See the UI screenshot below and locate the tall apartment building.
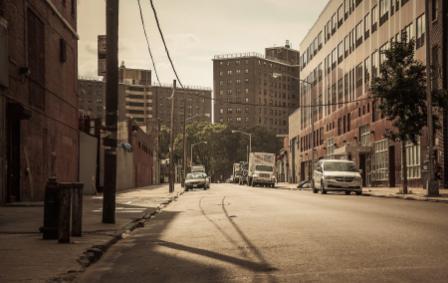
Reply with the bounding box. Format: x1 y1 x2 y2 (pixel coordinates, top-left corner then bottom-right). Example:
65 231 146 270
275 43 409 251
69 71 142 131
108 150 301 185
150 85 212 134
297 0 428 187
78 79 105 119
428 0 448 186
213 43 300 134
0 0 79 203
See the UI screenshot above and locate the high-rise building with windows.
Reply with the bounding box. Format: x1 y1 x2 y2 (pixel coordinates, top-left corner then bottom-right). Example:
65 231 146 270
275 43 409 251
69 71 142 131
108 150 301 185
213 42 300 134
297 0 428 187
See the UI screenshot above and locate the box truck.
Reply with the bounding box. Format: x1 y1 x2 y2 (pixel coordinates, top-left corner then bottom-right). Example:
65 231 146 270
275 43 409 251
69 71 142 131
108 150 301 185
248 152 276 187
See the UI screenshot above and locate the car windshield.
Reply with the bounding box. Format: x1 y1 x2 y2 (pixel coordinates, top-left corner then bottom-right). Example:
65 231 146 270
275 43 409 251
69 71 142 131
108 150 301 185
255 165 273 172
186 173 207 179
324 162 357 172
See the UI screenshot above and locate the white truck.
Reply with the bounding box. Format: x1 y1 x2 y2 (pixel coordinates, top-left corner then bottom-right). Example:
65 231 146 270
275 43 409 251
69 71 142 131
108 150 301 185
248 152 276 188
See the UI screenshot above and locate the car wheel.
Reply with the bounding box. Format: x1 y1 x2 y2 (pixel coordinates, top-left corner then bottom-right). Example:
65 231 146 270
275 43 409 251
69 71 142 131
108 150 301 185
312 180 318 193
356 191 362 195
345 191 351 195
320 181 327 194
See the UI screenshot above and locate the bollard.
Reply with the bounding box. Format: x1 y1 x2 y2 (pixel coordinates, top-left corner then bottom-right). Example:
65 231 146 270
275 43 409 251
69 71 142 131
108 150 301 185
71 183 84 237
58 183 72 243
41 178 59 239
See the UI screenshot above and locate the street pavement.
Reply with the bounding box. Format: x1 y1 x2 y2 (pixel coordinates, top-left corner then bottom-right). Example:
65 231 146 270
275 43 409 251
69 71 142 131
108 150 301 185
78 183 448 283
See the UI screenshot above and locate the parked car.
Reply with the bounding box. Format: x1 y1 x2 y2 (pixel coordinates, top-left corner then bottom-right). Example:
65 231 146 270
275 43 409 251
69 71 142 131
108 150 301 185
312 159 362 195
185 172 210 191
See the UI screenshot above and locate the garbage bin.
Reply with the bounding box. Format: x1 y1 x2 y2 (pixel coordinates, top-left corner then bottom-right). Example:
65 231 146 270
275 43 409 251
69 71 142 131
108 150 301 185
40 178 84 243
41 178 59 239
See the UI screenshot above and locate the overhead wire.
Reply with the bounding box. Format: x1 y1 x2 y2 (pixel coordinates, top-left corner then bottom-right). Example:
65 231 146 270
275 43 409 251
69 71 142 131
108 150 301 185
137 0 161 85
149 0 184 88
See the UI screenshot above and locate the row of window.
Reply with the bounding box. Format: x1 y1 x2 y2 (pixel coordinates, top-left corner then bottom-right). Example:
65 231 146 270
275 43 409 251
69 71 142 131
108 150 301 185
301 0 412 70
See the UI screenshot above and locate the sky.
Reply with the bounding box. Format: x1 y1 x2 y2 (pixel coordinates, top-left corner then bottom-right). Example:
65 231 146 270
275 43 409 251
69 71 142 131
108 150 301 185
78 0 329 88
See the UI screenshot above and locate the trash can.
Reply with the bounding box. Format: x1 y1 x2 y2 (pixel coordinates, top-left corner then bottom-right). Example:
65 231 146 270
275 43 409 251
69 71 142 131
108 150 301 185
41 178 59 239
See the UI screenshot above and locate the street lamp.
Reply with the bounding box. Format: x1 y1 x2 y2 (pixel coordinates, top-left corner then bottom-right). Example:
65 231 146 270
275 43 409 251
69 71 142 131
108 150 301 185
231 130 252 162
190 141 207 167
273 73 314 181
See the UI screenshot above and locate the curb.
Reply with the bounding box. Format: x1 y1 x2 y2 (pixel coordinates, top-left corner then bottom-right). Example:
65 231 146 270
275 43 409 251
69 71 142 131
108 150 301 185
362 192 448 204
51 190 183 282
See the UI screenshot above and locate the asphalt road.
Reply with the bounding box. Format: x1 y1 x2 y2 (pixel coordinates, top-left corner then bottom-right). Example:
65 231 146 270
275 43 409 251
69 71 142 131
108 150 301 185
78 184 448 283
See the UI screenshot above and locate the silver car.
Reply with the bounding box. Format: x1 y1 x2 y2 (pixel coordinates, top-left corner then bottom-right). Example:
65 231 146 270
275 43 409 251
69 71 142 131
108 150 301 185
185 172 210 191
312 159 362 195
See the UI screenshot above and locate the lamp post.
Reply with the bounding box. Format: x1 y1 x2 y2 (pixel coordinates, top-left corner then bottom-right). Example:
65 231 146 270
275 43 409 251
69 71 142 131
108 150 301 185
231 130 252 162
273 73 314 180
190 141 207 167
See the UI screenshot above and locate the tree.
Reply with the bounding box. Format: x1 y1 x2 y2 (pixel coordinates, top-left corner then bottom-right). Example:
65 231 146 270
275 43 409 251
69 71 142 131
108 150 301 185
174 122 282 181
371 37 447 194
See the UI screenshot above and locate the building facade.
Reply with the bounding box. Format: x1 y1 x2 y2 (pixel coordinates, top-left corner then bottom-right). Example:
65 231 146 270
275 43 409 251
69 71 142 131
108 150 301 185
298 0 428 187
78 79 105 119
150 85 212 135
428 0 448 186
213 43 300 134
0 0 79 203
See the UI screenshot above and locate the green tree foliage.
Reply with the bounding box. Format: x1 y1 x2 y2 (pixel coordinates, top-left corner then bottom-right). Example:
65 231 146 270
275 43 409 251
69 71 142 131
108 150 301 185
171 122 282 181
371 38 448 193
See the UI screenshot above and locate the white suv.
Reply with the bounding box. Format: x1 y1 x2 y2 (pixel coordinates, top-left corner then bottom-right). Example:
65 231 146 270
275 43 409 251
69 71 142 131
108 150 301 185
312 159 362 195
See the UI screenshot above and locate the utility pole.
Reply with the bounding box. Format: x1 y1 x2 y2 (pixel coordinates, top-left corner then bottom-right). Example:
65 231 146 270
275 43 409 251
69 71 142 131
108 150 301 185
169 80 176 193
182 94 187 188
103 0 119 224
425 0 439 196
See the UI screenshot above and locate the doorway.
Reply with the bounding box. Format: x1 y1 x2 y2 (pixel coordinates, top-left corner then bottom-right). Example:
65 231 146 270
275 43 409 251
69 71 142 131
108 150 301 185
359 154 367 187
6 103 21 202
388 145 396 187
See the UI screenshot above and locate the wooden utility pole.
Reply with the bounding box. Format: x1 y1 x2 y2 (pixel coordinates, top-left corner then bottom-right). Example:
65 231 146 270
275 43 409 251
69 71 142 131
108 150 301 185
182 94 187 188
425 0 439 196
103 0 119 223
169 80 176 193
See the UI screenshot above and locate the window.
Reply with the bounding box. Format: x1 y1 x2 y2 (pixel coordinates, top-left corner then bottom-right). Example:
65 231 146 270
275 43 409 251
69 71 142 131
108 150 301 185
331 48 337 69
337 41 344 63
364 13 370 39
355 20 363 46
432 0 438 21
380 0 390 25
371 5 378 33
28 9 45 110
402 22 415 42
372 140 389 181
338 78 343 108
359 125 371 146
371 50 379 79
416 14 426 49
337 4 344 27
404 140 421 179
364 57 371 92
327 138 335 156
344 35 350 57
379 42 389 66
355 63 363 92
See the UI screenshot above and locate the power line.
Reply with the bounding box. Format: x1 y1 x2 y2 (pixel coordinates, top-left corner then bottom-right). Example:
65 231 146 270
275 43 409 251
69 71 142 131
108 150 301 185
149 0 184 88
137 0 161 86
172 89 373 109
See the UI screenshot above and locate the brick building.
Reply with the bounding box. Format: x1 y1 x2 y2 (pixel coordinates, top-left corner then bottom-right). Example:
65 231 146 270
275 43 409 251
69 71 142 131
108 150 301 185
297 0 428 187
78 79 105 119
427 0 448 186
0 0 79 203
150 84 212 134
213 42 300 134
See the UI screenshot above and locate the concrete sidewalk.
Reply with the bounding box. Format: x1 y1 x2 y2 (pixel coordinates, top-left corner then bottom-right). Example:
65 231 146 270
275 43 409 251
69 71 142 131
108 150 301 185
363 187 448 203
0 184 183 282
